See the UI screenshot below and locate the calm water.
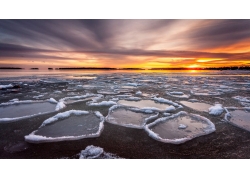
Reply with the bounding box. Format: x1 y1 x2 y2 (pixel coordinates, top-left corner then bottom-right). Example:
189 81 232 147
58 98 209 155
1 69 250 78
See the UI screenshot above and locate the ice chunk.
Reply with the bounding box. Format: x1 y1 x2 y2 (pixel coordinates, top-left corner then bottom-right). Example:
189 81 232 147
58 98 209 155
55 101 66 111
152 97 179 107
33 95 44 99
163 113 171 116
209 104 224 116
48 98 58 104
87 100 117 106
0 84 13 89
169 91 184 95
9 98 19 102
54 91 62 94
178 124 187 129
79 145 122 159
79 145 103 159
165 105 175 112
25 110 104 143
167 92 190 98
135 91 142 95
144 111 215 144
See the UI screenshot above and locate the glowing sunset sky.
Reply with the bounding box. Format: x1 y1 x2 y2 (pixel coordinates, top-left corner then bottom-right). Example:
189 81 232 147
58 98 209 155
0 19 250 69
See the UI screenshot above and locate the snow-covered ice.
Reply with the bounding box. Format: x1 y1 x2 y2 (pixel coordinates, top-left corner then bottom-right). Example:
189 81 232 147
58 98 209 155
87 100 117 106
79 145 122 159
209 104 224 115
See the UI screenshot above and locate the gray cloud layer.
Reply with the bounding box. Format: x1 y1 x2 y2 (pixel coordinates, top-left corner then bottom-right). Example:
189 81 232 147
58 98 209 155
0 19 250 66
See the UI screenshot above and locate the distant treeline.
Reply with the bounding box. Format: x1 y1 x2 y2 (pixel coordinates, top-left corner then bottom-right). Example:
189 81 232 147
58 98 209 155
58 66 250 70
2 66 250 70
0 67 23 69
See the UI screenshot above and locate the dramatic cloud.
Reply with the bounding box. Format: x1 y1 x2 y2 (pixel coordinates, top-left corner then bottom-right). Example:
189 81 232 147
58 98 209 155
0 19 250 69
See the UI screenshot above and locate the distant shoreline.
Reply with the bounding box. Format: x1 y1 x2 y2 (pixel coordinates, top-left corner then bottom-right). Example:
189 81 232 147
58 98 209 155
1 67 250 70
0 67 23 69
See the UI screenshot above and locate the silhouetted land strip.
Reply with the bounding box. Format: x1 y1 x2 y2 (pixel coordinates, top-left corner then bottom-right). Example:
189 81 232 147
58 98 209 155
0 67 23 69
151 66 250 70
57 66 250 70
58 67 117 70
30 68 39 70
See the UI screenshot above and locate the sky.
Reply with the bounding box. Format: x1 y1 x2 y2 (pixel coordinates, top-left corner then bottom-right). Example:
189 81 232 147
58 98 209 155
0 19 250 69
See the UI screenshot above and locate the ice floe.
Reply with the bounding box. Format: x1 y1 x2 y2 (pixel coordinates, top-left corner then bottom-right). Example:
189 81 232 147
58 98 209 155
106 105 159 129
79 145 122 159
144 111 216 144
25 110 104 143
209 104 224 116
0 100 66 123
87 100 117 107
224 107 250 132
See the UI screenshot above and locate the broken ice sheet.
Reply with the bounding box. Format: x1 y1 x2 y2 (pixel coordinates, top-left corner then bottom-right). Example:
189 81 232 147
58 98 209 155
144 111 215 144
106 105 158 129
0 100 64 123
224 107 250 132
25 110 104 143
